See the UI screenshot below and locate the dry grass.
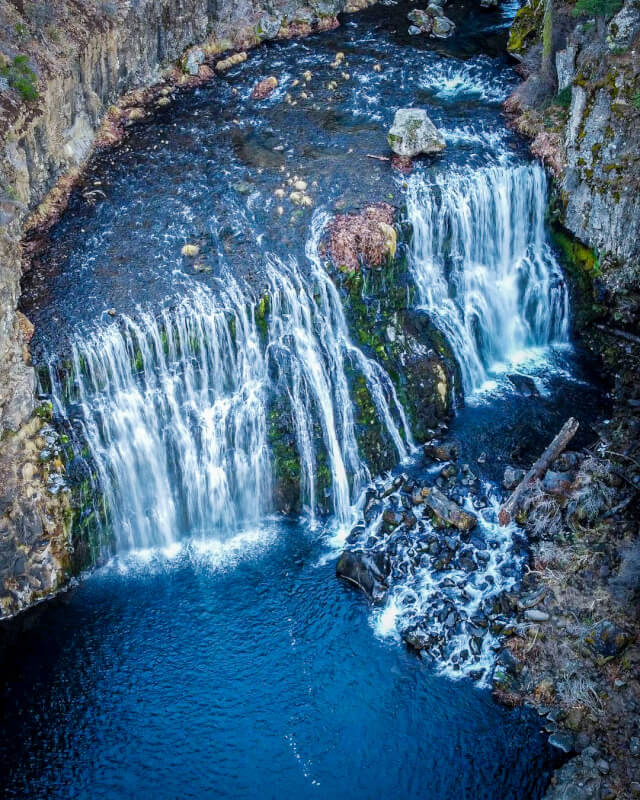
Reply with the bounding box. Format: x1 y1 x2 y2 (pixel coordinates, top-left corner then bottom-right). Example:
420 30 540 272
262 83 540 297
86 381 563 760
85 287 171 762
567 456 618 524
520 481 564 539
556 672 605 715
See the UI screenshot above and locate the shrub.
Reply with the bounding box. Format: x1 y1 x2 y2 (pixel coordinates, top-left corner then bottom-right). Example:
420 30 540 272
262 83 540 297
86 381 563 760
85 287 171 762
572 0 622 19
0 55 39 101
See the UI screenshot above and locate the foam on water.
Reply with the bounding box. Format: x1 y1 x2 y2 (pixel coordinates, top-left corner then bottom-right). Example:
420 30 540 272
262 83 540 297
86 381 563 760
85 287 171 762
343 474 525 682
420 55 516 103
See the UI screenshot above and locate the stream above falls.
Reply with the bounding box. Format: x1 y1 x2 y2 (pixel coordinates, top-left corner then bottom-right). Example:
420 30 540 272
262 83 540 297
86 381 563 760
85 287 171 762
2 0 609 797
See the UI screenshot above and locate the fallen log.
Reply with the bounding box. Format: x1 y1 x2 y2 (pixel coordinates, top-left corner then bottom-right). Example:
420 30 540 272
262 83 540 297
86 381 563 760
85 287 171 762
498 417 579 526
366 154 391 162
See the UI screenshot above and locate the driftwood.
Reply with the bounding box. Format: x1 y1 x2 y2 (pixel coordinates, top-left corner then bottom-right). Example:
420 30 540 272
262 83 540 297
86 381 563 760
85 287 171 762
498 417 579 526
366 154 391 162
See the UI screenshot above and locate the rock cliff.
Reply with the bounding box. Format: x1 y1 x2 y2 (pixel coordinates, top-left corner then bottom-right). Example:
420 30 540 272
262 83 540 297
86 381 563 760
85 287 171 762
506 0 640 404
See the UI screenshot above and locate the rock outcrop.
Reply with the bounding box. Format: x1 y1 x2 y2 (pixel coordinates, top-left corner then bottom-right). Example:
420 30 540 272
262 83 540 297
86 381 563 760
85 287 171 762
505 0 640 341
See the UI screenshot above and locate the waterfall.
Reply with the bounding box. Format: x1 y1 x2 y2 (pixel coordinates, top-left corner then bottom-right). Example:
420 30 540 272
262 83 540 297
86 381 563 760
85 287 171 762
50 247 411 552
406 163 569 394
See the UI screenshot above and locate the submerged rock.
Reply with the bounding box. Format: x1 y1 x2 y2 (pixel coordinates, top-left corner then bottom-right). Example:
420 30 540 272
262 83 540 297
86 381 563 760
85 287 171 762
336 550 389 604
506 372 539 397
251 76 278 100
387 109 445 157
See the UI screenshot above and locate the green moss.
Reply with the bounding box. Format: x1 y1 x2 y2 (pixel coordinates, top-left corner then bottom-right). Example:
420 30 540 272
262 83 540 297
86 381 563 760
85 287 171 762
133 349 143 372
572 0 622 19
507 0 543 56
35 401 53 421
552 226 600 277
255 293 271 340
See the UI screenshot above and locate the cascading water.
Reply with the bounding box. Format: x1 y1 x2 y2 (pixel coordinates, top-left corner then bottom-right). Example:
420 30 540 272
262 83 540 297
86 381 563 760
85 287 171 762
50 237 411 551
406 163 570 393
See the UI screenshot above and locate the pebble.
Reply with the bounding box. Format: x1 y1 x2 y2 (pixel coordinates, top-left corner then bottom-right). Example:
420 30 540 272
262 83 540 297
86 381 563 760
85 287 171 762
630 736 640 757
596 759 610 775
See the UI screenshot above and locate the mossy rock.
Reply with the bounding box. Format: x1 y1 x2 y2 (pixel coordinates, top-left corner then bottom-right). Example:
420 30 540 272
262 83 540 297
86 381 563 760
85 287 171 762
550 223 605 332
508 0 544 58
330 235 456 446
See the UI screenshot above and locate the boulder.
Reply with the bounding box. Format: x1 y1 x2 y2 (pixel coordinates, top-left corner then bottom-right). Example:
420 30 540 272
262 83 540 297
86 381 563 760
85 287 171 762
431 15 455 38
407 9 433 30
607 2 640 50
424 439 458 462
183 48 205 76
423 486 477 531
336 550 389 604
585 620 631 658
403 625 434 651
503 465 524 490
251 76 278 100
407 7 455 38
387 109 445 158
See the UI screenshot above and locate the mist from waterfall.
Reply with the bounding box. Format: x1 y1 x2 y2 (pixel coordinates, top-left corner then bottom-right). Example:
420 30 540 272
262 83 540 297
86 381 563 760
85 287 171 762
406 163 570 394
